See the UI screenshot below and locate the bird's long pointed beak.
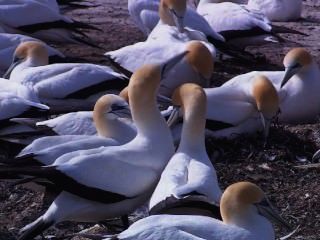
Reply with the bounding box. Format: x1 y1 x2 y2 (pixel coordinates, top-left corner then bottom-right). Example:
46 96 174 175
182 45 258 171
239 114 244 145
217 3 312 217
256 198 292 230
161 51 188 79
3 59 23 79
167 106 181 128
169 9 185 33
281 67 296 88
259 112 270 141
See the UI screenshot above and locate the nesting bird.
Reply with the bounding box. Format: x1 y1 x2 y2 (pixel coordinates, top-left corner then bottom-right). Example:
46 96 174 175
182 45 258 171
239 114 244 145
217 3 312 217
223 48 320 124
247 0 303 22
0 0 98 44
4 41 128 101
0 33 64 74
0 52 187 240
100 182 290 240
196 0 305 48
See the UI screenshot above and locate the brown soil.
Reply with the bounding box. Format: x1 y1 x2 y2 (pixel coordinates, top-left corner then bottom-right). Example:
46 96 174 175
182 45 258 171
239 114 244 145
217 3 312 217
1 0 320 239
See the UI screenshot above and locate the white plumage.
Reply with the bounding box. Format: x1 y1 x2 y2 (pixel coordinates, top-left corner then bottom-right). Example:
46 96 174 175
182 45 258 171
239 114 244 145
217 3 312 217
9 52 187 240
0 0 91 43
248 0 302 22
196 0 278 47
0 79 48 121
15 94 136 165
128 0 224 41
103 182 289 240
0 33 64 74
218 48 320 124
5 41 127 100
107 36 215 97
150 84 222 213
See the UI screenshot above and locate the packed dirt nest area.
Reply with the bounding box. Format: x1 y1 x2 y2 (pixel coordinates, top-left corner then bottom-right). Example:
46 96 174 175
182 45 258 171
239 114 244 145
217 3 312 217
1 0 320 239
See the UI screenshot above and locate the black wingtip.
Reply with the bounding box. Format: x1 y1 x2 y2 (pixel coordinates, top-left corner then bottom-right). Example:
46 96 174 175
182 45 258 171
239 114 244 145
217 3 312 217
49 55 89 64
105 55 133 78
72 35 104 49
18 217 54 240
206 36 264 64
271 24 308 36
71 20 102 32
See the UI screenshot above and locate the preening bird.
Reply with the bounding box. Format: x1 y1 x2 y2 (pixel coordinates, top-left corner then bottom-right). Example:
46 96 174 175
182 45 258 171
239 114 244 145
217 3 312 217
107 40 215 97
219 48 320 124
0 51 187 240
149 83 222 219
168 75 279 141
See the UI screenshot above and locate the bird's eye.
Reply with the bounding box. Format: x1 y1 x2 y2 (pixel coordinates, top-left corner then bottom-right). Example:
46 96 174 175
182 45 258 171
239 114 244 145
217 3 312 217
291 63 301 69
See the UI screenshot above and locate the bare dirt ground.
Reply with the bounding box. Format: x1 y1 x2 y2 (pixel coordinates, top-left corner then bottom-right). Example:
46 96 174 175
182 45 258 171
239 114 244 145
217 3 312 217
0 0 320 239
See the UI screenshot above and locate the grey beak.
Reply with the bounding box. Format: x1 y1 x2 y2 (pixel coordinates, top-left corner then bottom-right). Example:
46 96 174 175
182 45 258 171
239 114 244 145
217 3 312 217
281 66 300 88
3 58 23 79
169 9 185 33
259 112 271 141
167 106 181 128
161 51 188 79
256 197 292 231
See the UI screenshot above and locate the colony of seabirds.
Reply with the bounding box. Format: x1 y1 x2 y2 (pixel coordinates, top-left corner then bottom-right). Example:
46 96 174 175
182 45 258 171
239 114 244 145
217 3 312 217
0 0 318 239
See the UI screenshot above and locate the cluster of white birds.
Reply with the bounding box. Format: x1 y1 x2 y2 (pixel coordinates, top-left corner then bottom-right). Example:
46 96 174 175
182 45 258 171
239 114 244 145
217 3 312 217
0 0 317 239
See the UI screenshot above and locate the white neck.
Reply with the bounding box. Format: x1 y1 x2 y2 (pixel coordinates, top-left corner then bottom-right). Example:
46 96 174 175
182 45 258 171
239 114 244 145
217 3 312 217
227 206 275 238
178 114 206 154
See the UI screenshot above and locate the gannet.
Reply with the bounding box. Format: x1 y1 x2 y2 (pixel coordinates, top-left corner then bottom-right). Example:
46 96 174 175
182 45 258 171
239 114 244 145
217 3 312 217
219 48 320 124
196 0 305 48
4 41 128 100
107 40 215 97
168 75 279 141
13 94 136 166
128 0 224 42
0 79 49 125
98 182 290 240
0 52 186 240
149 83 222 218
0 0 98 44
247 0 302 22
0 33 64 74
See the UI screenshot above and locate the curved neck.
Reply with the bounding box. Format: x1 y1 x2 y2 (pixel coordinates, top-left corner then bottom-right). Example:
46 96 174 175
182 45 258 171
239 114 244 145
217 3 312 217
224 205 273 235
94 113 125 141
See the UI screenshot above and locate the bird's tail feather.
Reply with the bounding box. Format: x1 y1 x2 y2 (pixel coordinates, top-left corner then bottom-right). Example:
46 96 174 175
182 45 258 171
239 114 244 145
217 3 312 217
207 36 263 63
271 25 308 36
